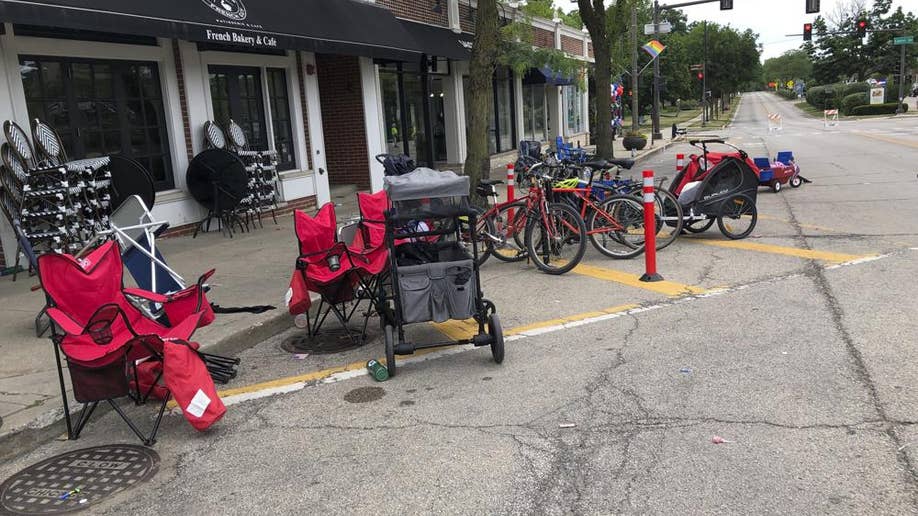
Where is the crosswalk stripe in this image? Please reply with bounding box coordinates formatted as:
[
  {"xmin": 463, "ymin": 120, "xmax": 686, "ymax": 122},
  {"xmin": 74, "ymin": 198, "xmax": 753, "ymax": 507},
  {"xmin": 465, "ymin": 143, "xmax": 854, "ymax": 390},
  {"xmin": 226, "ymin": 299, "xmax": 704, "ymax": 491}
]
[{"xmin": 691, "ymin": 239, "xmax": 868, "ymax": 263}]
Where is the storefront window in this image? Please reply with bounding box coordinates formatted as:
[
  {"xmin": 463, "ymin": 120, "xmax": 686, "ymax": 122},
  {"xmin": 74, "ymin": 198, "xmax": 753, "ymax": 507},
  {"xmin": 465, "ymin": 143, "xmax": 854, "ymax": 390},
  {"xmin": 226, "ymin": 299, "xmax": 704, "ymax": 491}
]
[
  {"xmin": 563, "ymin": 84, "xmax": 584, "ymax": 135},
  {"xmin": 378, "ymin": 63, "xmax": 443, "ymax": 166},
  {"xmin": 522, "ymin": 84, "xmax": 547, "ymax": 142},
  {"xmin": 209, "ymin": 66, "xmax": 268, "ymax": 151},
  {"xmin": 20, "ymin": 56, "xmax": 174, "ymax": 190},
  {"xmin": 429, "ymin": 78, "xmax": 447, "ymax": 163},
  {"xmin": 495, "ymin": 68, "xmax": 514, "ymax": 152},
  {"xmin": 462, "ymin": 68, "xmax": 516, "ymax": 155},
  {"xmin": 266, "ymin": 68, "xmax": 295, "ymax": 171}
]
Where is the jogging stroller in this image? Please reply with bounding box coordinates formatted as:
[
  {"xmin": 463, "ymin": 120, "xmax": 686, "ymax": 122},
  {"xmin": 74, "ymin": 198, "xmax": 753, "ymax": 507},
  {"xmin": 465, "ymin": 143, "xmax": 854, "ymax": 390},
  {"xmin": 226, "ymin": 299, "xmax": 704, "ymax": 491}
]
[
  {"xmin": 375, "ymin": 154, "xmax": 416, "ymax": 177},
  {"xmin": 288, "ymin": 192, "xmax": 389, "ymax": 347},
  {"xmin": 380, "ymin": 168, "xmax": 504, "ymax": 377},
  {"xmin": 668, "ymin": 139, "xmax": 760, "ymax": 239}
]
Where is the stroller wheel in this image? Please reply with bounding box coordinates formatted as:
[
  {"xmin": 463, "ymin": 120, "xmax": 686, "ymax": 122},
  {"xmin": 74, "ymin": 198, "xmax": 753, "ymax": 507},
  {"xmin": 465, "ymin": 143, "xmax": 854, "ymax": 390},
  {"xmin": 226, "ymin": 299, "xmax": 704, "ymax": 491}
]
[
  {"xmin": 384, "ymin": 325, "xmax": 397, "ymax": 377},
  {"xmin": 488, "ymin": 314, "xmax": 505, "ymax": 364},
  {"xmin": 789, "ymin": 175, "xmax": 802, "ymax": 188}
]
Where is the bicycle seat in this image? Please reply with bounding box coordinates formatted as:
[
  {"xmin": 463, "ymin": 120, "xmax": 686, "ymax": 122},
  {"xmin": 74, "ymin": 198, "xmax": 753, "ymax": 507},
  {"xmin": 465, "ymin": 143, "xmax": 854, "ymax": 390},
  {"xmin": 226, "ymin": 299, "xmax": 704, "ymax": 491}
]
[
  {"xmin": 478, "ymin": 179, "xmax": 504, "ymax": 186},
  {"xmin": 581, "ymin": 160, "xmax": 608, "ymax": 169},
  {"xmin": 607, "ymin": 158, "xmax": 634, "ymax": 170}
]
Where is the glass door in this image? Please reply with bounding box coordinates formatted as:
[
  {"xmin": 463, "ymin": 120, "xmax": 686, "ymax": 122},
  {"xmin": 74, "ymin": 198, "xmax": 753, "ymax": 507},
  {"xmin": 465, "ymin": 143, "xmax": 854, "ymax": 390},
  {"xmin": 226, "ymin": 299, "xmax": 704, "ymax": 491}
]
[
  {"xmin": 20, "ymin": 56, "xmax": 174, "ymax": 190},
  {"xmin": 209, "ymin": 66, "xmax": 268, "ymax": 151}
]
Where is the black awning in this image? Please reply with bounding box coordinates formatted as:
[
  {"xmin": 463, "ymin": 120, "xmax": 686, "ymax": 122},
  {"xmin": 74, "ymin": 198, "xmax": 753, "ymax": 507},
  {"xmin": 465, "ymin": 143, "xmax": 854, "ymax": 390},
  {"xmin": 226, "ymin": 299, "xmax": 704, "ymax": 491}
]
[
  {"xmin": 0, "ymin": 0, "xmax": 421, "ymax": 60},
  {"xmin": 400, "ymin": 20, "xmax": 472, "ymax": 61},
  {"xmin": 522, "ymin": 67, "xmax": 577, "ymax": 86}
]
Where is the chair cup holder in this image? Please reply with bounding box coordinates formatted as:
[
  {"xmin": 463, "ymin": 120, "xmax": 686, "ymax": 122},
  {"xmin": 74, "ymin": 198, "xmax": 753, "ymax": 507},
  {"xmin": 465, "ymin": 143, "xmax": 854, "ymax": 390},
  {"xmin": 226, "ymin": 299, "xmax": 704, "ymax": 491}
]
[{"xmin": 87, "ymin": 321, "xmax": 114, "ymax": 345}]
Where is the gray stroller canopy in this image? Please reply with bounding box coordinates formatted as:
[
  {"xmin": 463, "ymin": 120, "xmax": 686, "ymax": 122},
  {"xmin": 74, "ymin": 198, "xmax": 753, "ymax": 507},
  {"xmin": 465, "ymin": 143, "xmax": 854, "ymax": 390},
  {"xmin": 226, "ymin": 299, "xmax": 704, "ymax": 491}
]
[{"xmin": 384, "ymin": 168, "xmax": 469, "ymax": 201}]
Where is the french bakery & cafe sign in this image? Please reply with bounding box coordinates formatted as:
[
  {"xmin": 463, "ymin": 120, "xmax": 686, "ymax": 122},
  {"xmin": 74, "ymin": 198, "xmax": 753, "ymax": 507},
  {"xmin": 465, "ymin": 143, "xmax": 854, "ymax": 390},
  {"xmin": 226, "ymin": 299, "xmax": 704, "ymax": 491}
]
[{"xmin": 204, "ymin": 29, "xmax": 278, "ymax": 48}]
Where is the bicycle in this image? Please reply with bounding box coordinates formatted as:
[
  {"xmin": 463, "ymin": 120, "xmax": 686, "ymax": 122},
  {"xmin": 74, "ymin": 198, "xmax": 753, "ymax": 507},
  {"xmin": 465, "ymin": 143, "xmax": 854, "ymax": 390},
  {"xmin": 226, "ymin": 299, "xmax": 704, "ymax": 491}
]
[
  {"xmin": 467, "ymin": 164, "xmax": 587, "ymax": 275},
  {"xmin": 549, "ymin": 165, "xmax": 649, "ymax": 260}
]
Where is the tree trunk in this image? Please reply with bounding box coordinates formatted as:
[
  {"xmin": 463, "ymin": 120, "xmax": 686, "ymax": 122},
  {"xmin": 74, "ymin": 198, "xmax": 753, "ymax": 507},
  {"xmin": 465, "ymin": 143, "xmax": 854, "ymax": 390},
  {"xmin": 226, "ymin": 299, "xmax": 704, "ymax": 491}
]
[
  {"xmin": 462, "ymin": 0, "xmax": 500, "ymax": 202},
  {"xmin": 579, "ymin": 0, "xmax": 613, "ymax": 159}
]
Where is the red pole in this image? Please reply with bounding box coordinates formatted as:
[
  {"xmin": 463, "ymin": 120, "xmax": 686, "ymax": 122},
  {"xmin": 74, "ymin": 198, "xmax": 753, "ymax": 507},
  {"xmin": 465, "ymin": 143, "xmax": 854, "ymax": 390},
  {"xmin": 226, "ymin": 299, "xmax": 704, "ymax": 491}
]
[
  {"xmin": 506, "ymin": 163, "xmax": 515, "ymax": 202},
  {"xmin": 640, "ymin": 169, "xmax": 663, "ymax": 282}
]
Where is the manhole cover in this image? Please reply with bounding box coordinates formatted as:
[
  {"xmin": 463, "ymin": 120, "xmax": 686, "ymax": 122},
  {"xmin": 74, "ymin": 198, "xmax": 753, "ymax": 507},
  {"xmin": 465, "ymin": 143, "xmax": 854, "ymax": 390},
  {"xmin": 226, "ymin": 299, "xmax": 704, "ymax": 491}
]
[
  {"xmin": 281, "ymin": 328, "xmax": 367, "ymax": 355},
  {"xmin": 344, "ymin": 387, "xmax": 385, "ymax": 403},
  {"xmin": 0, "ymin": 444, "xmax": 158, "ymax": 515}
]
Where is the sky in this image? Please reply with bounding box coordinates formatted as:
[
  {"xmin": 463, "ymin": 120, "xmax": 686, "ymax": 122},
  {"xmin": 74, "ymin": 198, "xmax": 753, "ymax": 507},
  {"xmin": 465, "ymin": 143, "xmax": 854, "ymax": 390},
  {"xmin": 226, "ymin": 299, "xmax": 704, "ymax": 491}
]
[{"xmin": 557, "ymin": 0, "xmax": 918, "ymax": 61}]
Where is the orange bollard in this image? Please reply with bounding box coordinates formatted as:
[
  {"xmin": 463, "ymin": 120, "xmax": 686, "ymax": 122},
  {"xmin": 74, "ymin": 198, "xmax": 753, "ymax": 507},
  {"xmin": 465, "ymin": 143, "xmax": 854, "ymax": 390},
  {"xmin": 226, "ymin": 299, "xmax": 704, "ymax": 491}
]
[{"xmin": 640, "ymin": 169, "xmax": 663, "ymax": 282}]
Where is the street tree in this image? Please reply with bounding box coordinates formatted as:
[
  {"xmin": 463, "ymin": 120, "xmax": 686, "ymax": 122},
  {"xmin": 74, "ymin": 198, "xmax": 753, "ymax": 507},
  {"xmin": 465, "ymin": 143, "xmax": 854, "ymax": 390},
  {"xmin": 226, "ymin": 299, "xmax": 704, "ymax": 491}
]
[
  {"xmin": 762, "ymin": 49, "xmax": 813, "ymax": 85},
  {"xmin": 463, "ymin": 0, "xmax": 500, "ymax": 193}
]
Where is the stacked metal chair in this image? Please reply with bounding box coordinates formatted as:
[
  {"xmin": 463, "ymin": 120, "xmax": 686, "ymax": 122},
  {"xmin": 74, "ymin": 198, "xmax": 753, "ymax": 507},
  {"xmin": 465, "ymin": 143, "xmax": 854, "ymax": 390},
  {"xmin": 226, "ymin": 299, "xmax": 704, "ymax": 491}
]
[
  {"xmin": 0, "ymin": 120, "xmax": 113, "ymax": 279},
  {"xmin": 224, "ymin": 119, "xmax": 279, "ymax": 228}
]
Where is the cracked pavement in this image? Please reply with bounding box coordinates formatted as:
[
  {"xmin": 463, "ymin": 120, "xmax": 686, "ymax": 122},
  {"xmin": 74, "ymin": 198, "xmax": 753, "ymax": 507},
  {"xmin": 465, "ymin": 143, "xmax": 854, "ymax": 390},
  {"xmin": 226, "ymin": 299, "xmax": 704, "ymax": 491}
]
[{"xmin": 2, "ymin": 92, "xmax": 918, "ymax": 513}]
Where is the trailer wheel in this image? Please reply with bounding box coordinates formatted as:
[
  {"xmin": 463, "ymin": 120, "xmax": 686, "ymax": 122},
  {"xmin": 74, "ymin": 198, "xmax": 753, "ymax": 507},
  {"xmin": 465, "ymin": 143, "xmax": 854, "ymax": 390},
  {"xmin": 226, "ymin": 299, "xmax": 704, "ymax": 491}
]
[
  {"xmin": 685, "ymin": 218, "xmax": 715, "ymax": 234},
  {"xmin": 488, "ymin": 314, "xmax": 505, "ymax": 364},
  {"xmin": 717, "ymin": 194, "xmax": 758, "ymax": 240},
  {"xmin": 384, "ymin": 325, "xmax": 397, "ymax": 377},
  {"xmin": 789, "ymin": 175, "xmax": 802, "ymax": 188},
  {"xmin": 771, "ymin": 180, "xmax": 782, "ymax": 193}
]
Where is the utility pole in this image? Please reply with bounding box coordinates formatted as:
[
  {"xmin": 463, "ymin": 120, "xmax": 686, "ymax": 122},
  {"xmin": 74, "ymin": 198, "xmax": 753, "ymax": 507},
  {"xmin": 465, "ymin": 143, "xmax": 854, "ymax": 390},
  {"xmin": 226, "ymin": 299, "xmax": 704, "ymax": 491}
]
[
  {"xmin": 702, "ymin": 20, "xmax": 707, "ymax": 126},
  {"xmin": 897, "ymin": 43, "xmax": 906, "ymax": 114},
  {"xmin": 651, "ymin": 0, "xmax": 663, "ymax": 141},
  {"xmin": 631, "ymin": 6, "xmax": 639, "ymax": 132}
]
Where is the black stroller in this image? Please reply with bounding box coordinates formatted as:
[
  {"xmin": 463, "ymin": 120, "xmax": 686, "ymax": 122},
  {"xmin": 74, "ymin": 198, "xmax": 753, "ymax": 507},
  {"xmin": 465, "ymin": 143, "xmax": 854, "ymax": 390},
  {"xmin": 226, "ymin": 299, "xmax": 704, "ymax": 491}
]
[{"xmin": 380, "ymin": 168, "xmax": 504, "ymax": 377}]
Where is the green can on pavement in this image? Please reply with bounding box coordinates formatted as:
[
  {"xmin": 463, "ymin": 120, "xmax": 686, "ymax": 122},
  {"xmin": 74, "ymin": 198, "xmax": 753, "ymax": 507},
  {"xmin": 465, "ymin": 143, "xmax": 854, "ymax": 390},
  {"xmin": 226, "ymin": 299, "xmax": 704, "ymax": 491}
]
[{"xmin": 366, "ymin": 359, "xmax": 389, "ymax": 382}]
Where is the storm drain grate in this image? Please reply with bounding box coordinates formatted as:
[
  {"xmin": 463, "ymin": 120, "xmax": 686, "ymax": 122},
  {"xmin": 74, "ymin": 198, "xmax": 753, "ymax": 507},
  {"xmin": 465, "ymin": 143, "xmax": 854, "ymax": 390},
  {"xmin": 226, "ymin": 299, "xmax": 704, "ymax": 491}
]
[
  {"xmin": 0, "ymin": 444, "xmax": 158, "ymax": 514},
  {"xmin": 280, "ymin": 327, "xmax": 368, "ymax": 355}
]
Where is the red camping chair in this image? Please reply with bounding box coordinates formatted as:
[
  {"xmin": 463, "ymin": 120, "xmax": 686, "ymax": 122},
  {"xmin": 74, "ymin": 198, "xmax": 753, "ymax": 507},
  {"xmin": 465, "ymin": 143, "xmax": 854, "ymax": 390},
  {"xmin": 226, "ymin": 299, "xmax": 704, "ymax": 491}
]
[
  {"xmin": 288, "ymin": 197, "xmax": 389, "ymax": 345},
  {"xmin": 37, "ymin": 241, "xmax": 237, "ymax": 444}
]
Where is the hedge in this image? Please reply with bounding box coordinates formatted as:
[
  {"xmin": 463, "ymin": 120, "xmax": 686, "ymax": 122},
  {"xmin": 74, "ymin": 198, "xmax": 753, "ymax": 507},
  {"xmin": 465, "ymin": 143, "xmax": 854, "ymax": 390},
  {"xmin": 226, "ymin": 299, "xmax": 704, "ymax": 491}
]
[
  {"xmin": 850, "ymin": 103, "xmax": 909, "ymax": 116},
  {"xmin": 805, "ymin": 85, "xmax": 839, "ymax": 109},
  {"xmin": 842, "ymin": 82, "xmax": 869, "ymax": 97},
  {"xmin": 775, "ymin": 89, "xmax": 798, "ymax": 100},
  {"xmin": 841, "ymin": 92, "xmax": 867, "ymax": 115}
]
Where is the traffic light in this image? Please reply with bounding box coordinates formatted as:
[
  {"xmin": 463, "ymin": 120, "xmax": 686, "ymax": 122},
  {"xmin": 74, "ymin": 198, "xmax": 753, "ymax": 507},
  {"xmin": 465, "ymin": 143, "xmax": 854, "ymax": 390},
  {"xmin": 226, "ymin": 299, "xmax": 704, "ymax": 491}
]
[
  {"xmin": 697, "ymin": 72, "xmax": 704, "ymax": 81},
  {"xmin": 803, "ymin": 23, "xmax": 813, "ymax": 41},
  {"xmin": 720, "ymin": 0, "xmax": 733, "ymax": 10},
  {"xmin": 806, "ymin": 0, "xmax": 820, "ymax": 14},
  {"xmin": 856, "ymin": 19, "xmax": 868, "ymax": 37}
]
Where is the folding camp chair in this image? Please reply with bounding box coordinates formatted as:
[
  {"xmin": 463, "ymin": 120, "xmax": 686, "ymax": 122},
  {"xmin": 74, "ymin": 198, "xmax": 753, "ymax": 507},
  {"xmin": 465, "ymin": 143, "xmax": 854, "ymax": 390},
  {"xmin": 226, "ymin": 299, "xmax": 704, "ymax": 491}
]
[
  {"xmin": 289, "ymin": 198, "xmax": 389, "ymax": 346},
  {"xmin": 37, "ymin": 241, "xmax": 237, "ymax": 444}
]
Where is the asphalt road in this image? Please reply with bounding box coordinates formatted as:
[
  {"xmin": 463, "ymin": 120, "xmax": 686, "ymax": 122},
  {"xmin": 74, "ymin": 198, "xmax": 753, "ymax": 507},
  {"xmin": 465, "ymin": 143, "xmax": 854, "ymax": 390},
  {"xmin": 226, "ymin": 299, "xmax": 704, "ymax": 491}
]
[{"xmin": 3, "ymin": 92, "xmax": 918, "ymax": 515}]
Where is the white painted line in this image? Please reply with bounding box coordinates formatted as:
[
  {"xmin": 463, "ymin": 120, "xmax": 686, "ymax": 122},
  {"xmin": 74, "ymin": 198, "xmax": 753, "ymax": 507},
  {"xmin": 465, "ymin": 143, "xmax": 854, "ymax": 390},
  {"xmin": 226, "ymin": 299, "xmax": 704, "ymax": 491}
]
[{"xmin": 198, "ymin": 253, "xmax": 893, "ymax": 412}]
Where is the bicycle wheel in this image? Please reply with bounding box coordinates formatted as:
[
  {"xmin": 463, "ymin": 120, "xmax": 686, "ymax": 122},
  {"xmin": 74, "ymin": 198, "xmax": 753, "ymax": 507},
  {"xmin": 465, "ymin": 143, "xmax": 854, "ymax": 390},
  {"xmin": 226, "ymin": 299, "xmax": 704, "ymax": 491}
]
[
  {"xmin": 489, "ymin": 202, "xmax": 529, "ymax": 262},
  {"xmin": 685, "ymin": 218, "xmax": 715, "ymax": 233},
  {"xmin": 627, "ymin": 184, "xmax": 683, "ymax": 249},
  {"xmin": 717, "ymin": 194, "xmax": 757, "ymax": 239},
  {"xmin": 588, "ymin": 195, "xmax": 646, "ymax": 259},
  {"xmin": 651, "ymin": 187, "xmax": 683, "ymax": 250},
  {"xmin": 459, "ymin": 206, "xmax": 492, "ymax": 266},
  {"xmin": 524, "ymin": 202, "xmax": 586, "ymax": 275}
]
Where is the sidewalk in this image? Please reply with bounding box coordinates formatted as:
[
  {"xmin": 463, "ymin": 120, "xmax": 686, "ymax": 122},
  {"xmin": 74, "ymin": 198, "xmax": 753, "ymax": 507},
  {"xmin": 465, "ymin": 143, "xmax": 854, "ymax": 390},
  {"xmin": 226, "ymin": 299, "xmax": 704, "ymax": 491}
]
[{"xmin": 0, "ymin": 220, "xmax": 297, "ymax": 452}]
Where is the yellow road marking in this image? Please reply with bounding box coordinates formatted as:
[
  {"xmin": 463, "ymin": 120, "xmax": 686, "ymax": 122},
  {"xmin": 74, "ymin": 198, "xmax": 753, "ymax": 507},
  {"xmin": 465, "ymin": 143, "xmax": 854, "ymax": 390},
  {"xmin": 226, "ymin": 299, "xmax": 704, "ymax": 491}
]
[
  {"xmin": 856, "ymin": 132, "xmax": 918, "ymax": 149},
  {"xmin": 692, "ymin": 239, "xmax": 869, "ymax": 263},
  {"xmin": 571, "ymin": 263, "xmax": 707, "ymax": 297},
  {"xmin": 204, "ymin": 303, "xmax": 642, "ymax": 403},
  {"xmin": 433, "ymin": 303, "xmax": 641, "ymax": 340}
]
